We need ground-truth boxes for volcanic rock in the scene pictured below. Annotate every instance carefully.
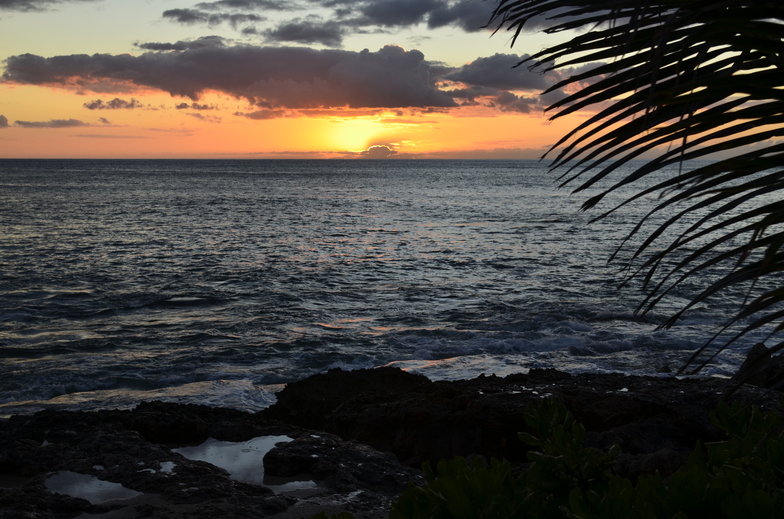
[1,367,781,518]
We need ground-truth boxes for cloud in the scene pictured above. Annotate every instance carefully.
[234,109,287,119]
[194,0,289,10]
[436,53,569,113]
[83,98,143,110]
[359,144,397,158]
[3,45,457,110]
[444,53,551,91]
[162,8,264,28]
[264,19,345,47]
[98,117,110,124]
[75,134,147,139]
[491,91,538,113]
[14,118,88,128]
[350,0,442,27]
[185,112,222,123]
[134,36,226,52]
[176,102,216,110]
[286,0,498,34]
[155,0,497,39]
[411,146,551,160]
[427,1,494,32]
[379,116,438,125]
[0,114,8,127]
[0,0,97,11]
[445,84,501,101]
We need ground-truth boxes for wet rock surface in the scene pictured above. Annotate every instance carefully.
[1,368,781,518]
[0,401,417,519]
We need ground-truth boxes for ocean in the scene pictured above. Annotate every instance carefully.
[0,159,765,417]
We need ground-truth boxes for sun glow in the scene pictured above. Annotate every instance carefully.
[322,117,387,152]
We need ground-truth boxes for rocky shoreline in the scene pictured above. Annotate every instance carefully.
[1,367,780,519]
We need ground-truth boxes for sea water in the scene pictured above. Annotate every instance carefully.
[0,159,769,417]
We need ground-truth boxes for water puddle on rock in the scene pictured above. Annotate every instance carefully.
[173,435,317,492]
[45,472,143,504]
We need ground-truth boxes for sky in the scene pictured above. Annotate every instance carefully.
[0,0,584,158]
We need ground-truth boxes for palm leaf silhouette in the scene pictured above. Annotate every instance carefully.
[489,0,784,373]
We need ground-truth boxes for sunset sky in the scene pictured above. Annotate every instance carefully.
[0,0,585,158]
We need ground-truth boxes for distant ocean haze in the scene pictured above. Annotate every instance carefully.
[0,159,761,416]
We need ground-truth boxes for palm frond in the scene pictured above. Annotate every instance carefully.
[489,0,784,372]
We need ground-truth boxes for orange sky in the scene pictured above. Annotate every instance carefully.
[0,0,580,159]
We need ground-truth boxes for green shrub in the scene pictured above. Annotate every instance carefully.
[308,399,784,519]
[388,456,528,519]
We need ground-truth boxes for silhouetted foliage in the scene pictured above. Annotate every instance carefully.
[489,0,784,373]
[309,398,784,518]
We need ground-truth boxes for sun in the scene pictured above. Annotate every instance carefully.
[323,117,387,152]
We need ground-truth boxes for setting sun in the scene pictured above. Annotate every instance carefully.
[0,0,571,158]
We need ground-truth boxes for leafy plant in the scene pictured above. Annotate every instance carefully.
[388,456,529,519]
[387,399,618,519]
[307,398,784,519]
[519,398,620,516]
[488,0,784,373]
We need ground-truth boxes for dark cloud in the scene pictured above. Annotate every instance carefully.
[0,114,8,127]
[552,62,607,87]
[307,0,440,27]
[98,117,110,124]
[299,0,498,33]
[156,0,498,40]
[83,98,142,110]
[194,0,289,10]
[445,84,500,100]
[492,91,538,113]
[235,109,287,120]
[162,8,264,28]
[308,0,434,29]
[135,36,226,52]
[298,107,382,117]
[14,118,88,128]
[360,144,397,158]
[176,102,216,110]
[234,110,286,121]
[185,112,221,122]
[3,45,457,110]
[444,53,550,91]
[352,0,441,27]
[489,6,578,33]
[75,133,147,139]
[380,117,437,124]
[162,8,207,23]
[438,53,567,113]
[427,1,493,32]
[264,19,345,47]
[445,58,604,111]
[0,0,97,12]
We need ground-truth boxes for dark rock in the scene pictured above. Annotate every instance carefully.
[263,432,422,494]
[0,402,411,519]
[732,342,784,389]
[261,367,780,466]
[1,367,781,518]
[264,366,432,431]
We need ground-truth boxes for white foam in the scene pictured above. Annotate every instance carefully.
[0,379,281,417]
